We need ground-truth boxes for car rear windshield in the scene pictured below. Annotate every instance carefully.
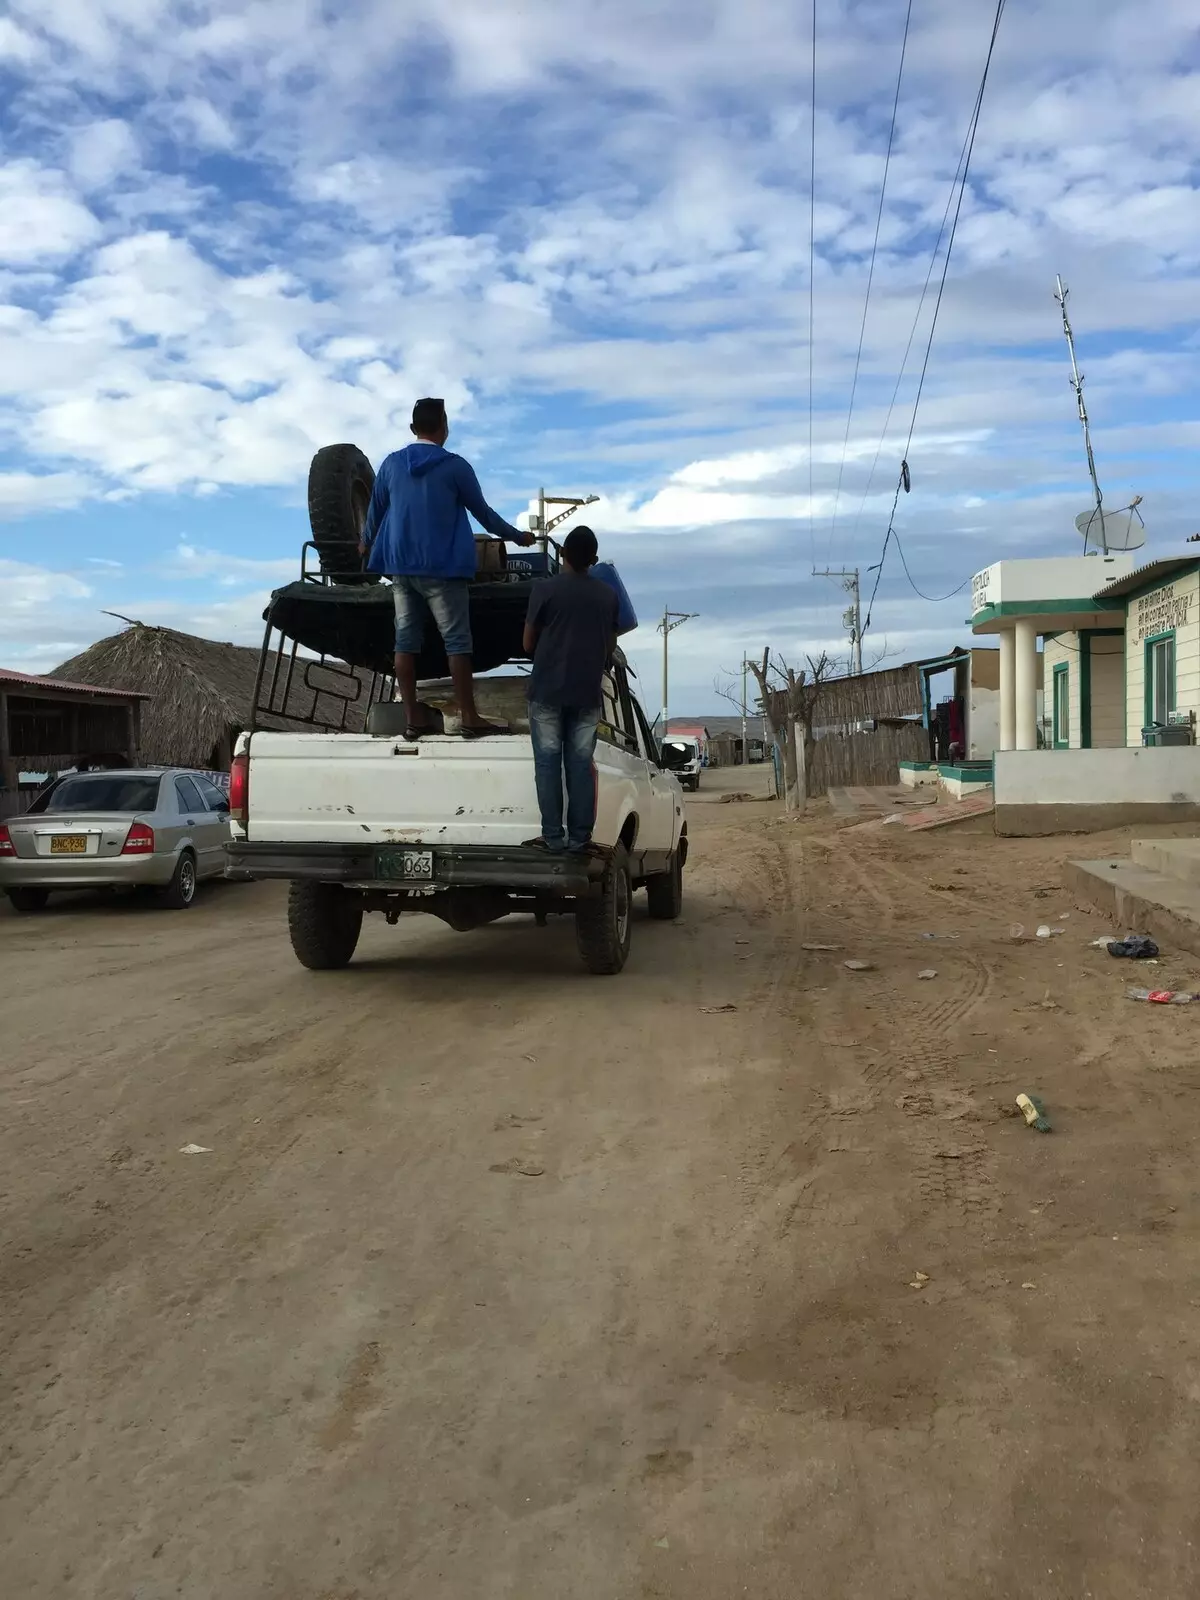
[29,775,162,814]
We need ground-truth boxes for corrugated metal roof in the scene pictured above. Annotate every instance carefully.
[1092,557,1199,602]
[0,667,151,698]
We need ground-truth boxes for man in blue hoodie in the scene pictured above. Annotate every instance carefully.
[360,398,534,738]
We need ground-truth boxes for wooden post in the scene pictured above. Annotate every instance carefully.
[126,702,139,765]
[0,689,15,801]
[793,718,807,812]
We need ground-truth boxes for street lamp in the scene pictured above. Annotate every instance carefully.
[658,608,699,735]
[529,490,601,562]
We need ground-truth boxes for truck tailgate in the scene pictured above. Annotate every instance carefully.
[245,733,542,846]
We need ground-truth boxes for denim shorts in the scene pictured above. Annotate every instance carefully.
[392,576,473,656]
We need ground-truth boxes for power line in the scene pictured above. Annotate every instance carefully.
[893,531,971,602]
[826,0,914,567]
[849,113,974,549]
[862,0,1007,635]
[806,0,818,572]
[903,0,1007,459]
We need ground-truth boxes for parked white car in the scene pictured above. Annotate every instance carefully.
[1,768,232,913]
[226,661,689,974]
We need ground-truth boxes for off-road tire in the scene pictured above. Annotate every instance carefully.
[307,443,377,586]
[6,887,49,914]
[574,843,632,975]
[645,848,683,921]
[288,881,364,970]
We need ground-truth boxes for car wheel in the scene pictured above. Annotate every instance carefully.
[645,848,684,921]
[288,881,364,970]
[158,851,197,909]
[6,887,49,914]
[575,842,632,975]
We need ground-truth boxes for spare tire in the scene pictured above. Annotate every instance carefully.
[308,444,378,585]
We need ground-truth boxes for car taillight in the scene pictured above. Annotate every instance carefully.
[229,753,248,826]
[121,822,155,854]
[0,825,13,856]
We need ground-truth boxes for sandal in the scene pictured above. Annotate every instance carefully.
[460,720,507,740]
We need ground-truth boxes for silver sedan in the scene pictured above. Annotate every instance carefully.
[0,768,231,914]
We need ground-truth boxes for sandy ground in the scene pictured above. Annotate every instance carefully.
[3,775,1200,1599]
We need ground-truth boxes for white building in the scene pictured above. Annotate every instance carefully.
[969,553,1200,833]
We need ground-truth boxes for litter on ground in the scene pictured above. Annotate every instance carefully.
[1015,1093,1052,1133]
[1107,935,1160,960]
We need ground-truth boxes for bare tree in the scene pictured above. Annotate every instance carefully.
[729,649,834,809]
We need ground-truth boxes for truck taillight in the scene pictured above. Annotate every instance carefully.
[0,825,14,856]
[229,753,248,826]
[121,822,155,855]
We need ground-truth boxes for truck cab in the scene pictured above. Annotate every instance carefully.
[662,736,702,791]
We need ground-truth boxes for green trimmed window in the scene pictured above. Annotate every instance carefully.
[1144,631,1176,728]
[1052,663,1070,749]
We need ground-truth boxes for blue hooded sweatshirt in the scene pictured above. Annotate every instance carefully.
[363,443,523,579]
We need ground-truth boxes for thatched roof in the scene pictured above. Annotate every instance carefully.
[53,623,375,768]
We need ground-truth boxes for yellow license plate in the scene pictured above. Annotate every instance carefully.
[50,835,87,854]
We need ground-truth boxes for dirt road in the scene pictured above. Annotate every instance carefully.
[3,790,1200,1599]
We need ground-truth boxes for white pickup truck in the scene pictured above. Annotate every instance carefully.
[225,658,689,975]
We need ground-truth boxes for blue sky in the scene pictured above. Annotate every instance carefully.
[2,0,1199,711]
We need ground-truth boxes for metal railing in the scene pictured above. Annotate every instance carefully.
[250,609,394,736]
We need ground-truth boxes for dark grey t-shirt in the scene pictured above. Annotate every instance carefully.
[526,573,620,709]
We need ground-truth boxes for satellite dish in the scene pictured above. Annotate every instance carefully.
[1075,503,1147,553]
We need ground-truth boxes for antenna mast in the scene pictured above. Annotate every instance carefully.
[1054,274,1108,554]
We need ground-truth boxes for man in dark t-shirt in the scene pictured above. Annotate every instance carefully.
[521,525,619,853]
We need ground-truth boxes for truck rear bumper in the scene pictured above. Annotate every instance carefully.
[225,840,603,896]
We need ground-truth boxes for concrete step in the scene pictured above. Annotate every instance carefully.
[1066,857,1200,958]
[1131,837,1200,887]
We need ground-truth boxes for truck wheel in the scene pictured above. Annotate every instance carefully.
[287,881,363,969]
[307,444,378,586]
[6,887,49,914]
[645,848,683,920]
[575,843,632,975]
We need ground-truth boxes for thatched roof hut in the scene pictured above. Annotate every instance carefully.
[54,622,376,770]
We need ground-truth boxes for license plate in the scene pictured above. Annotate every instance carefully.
[376,847,433,881]
[50,834,87,854]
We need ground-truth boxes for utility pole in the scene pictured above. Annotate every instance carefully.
[658,607,698,734]
[814,568,862,674]
[1054,276,1108,554]
[741,658,748,770]
[530,489,601,562]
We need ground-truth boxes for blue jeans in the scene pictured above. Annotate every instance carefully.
[529,703,600,850]
[392,576,472,656]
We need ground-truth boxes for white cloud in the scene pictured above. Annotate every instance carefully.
[0,161,101,265]
[161,541,296,583]
[0,559,96,669]
[0,16,42,63]
[66,118,140,191]
[0,470,96,517]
